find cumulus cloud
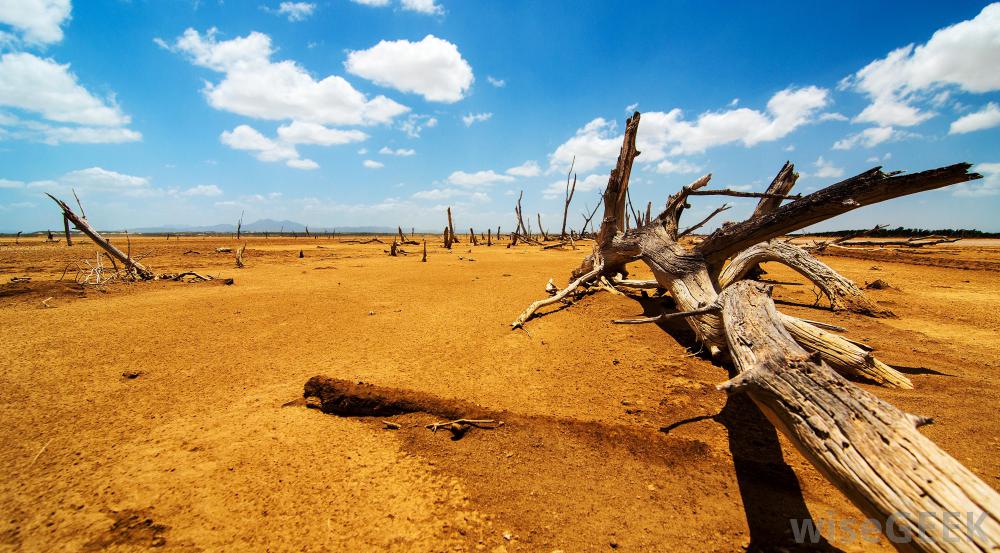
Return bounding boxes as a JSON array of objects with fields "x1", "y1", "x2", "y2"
[
  {"x1": 953, "y1": 162, "x2": 1000, "y2": 197},
  {"x1": 446, "y1": 170, "x2": 514, "y2": 187},
  {"x1": 654, "y1": 159, "x2": 701, "y2": 174},
  {"x1": 363, "y1": 159, "x2": 384, "y2": 169},
  {"x1": 0, "y1": 0, "x2": 71, "y2": 45},
  {"x1": 275, "y1": 2, "x2": 315, "y2": 21},
  {"x1": 842, "y1": 3, "x2": 1000, "y2": 127},
  {"x1": 162, "y1": 28, "x2": 409, "y2": 126},
  {"x1": 949, "y1": 102, "x2": 1000, "y2": 134},
  {"x1": 276, "y1": 121, "x2": 368, "y2": 145},
  {"x1": 379, "y1": 146, "x2": 415, "y2": 156},
  {"x1": 0, "y1": 53, "x2": 129, "y2": 125},
  {"x1": 183, "y1": 184, "x2": 223, "y2": 196},
  {"x1": 832, "y1": 126, "x2": 911, "y2": 150},
  {"x1": 506, "y1": 160, "x2": 541, "y2": 177},
  {"x1": 345, "y1": 35, "x2": 473, "y2": 103},
  {"x1": 0, "y1": 52, "x2": 140, "y2": 144},
  {"x1": 462, "y1": 112, "x2": 492, "y2": 126},
  {"x1": 399, "y1": 113, "x2": 437, "y2": 137},
  {"x1": 412, "y1": 188, "x2": 489, "y2": 203},
  {"x1": 487, "y1": 76, "x2": 505, "y2": 88},
  {"x1": 549, "y1": 87, "x2": 829, "y2": 173},
  {"x1": 812, "y1": 156, "x2": 844, "y2": 179},
  {"x1": 400, "y1": 0, "x2": 443, "y2": 15},
  {"x1": 220, "y1": 124, "x2": 318, "y2": 170}
]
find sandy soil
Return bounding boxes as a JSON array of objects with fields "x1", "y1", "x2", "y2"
[{"x1": 1, "y1": 234, "x2": 997, "y2": 552}]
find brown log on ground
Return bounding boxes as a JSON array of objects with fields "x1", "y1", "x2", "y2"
[
  {"x1": 720, "y1": 239, "x2": 894, "y2": 317},
  {"x1": 719, "y1": 281, "x2": 998, "y2": 552},
  {"x1": 62, "y1": 214, "x2": 72, "y2": 246},
  {"x1": 235, "y1": 243, "x2": 247, "y2": 268},
  {"x1": 512, "y1": 111, "x2": 993, "y2": 551},
  {"x1": 447, "y1": 207, "x2": 459, "y2": 243},
  {"x1": 838, "y1": 236, "x2": 962, "y2": 248},
  {"x1": 389, "y1": 241, "x2": 398, "y2": 256},
  {"x1": 45, "y1": 194, "x2": 153, "y2": 280}
]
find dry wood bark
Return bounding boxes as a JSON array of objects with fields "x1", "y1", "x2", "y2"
[
  {"x1": 62, "y1": 215, "x2": 73, "y2": 246},
  {"x1": 512, "y1": 111, "x2": 995, "y2": 551},
  {"x1": 721, "y1": 239, "x2": 894, "y2": 317},
  {"x1": 447, "y1": 207, "x2": 459, "y2": 244},
  {"x1": 561, "y1": 157, "x2": 577, "y2": 239}
]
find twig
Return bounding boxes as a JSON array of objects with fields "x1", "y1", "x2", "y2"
[
  {"x1": 30, "y1": 438, "x2": 53, "y2": 466},
  {"x1": 679, "y1": 204, "x2": 731, "y2": 238},
  {"x1": 613, "y1": 304, "x2": 720, "y2": 324},
  {"x1": 687, "y1": 189, "x2": 802, "y2": 200}
]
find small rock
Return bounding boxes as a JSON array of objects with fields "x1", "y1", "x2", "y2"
[{"x1": 502, "y1": 531, "x2": 513, "y2": 541}]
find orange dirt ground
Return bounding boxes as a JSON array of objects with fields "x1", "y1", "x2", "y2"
[{"x1": 1, "y1": 234, "x2": 998, "y2": 552}]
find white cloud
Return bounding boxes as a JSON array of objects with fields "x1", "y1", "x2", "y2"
[
  {"x1": 379, "y1": 146, "x2": 415, "y2": 156},
  {"x1": 506, "y1": 160, "x2": 541, "y2": 177},
  {"x1": 36, "y1": 125, "x2": 142, "y2": 145},
  {"x1": 363, "y1": 159, "x2": 384, "y2": 169},
  {"x1": 412, "y1": 188, "x2": 489, "y2": 203},
  {"x1": 357, "y1": 147, "x2": 368, "y2": 155},
  {"x1": 832, "y1": 126, "x2": 908, "y2": 150},
  {"x1": 949, "y1": 102, "x2": 1000, "y2": 134},
  {"x1": 163, "y1": 28, "x2": 409, "y2": 126},
  {"x1": 818, "y1": 112, "x2": 849, "y2": 122},
  {"x1": 462, "y1": 112, "x2": 492, "y2": 126},
  {"x1": 0, "y1": 52, "x2": 133, "y2": 127},
  {"x1": 843, "y1": 3, "x2": 1000, "y2": 127},
  {"x1": 276, "y1": 121, "x2": 368, "y2": 145},
  {"x1": 625, "y1": 102, "x2": 639, "y2": 113},
  {"x1": 183, "y1": 184, "x2": 223, "y2": 196},
  {"x1": 220, "y1": 124, "x2": 321, "y2": 170},
  {"x1": 345, "y1": 35, "x2": 472, "y2": 103},
  {"x1": 32, "y1": 167, "x2": 150, "y2": 195},
  {"x1": 0, "y1": 178, "x2": 25, "y2": 189},
  {"x1": 487, "y1": 76, "x2": 505, "y2": 88},
  {"x1": 0, "y1": 0, "x2": 71, "y2": 45},
  {"x1": 654, "y1": 159, "x2": 701, "y2": 174},
  {"x1": 351, "y1": 0, "x2": 391, "y2": 5},
  {"x1": 399, "y1": 113, "x2": 437, "y2": 137},
  {"x1": 447, "y1": 170, "x2": 514, "y2": 187},
  {"x1": 812, "y1": 156, "x2": 844, "y2": 179},
  {"x1": 549, "y1": 117, "x2": 621, "y2": 173},
  {"x1": 276, "y1": 2, "x2": 315, "y2": 21},
  {"x1": 549, "y1": 86, "x2": 829, "y2": 174},
  {"x1": 953, "y1": 162, "x2": 1000, "y2": 197},
  {"x1": 287, "y1": 158, "x2": 319, "y2": 170},
  {"x1": 400, "y1": 0, "x2": 443, "y2": 15}
]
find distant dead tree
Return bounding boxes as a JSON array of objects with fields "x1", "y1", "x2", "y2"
[
  {"x1": 512, "y1": 111, "x2": 998, "y2": 551},
  {"x1": 469, "y1": 227, "x2": 478, "y2": 246},
  {"x1": 560, "y1": 156, "x2": 577, "y2": 239},
  {"x1": 536, "y1": 213, "x2": 550, "y2": 241},
  {"x1": 447, "y1": 207, "x2": 460, "y2": 244},
  {"x1": 237, "y1": 210, "x2": 244, "y2": 240}
]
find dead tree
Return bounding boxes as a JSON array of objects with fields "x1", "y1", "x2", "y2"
[
  {"x1": 447, "y1": 207, "x2": 459, "y2": 244},
  {"x1": 487, "y1": 229, "x2": 492, "y2": 246},
  {"x1": 45, "y1": 194, "x2": 153, "y2": 280},
  {"x1": 421, "y1": 239, "x2": 427, "y2": 262},
  {"x1": 443, "y1": 226, "x2": 452, "y2": 249},
  {"x1": 469, "y1": 228, "x2": 478, "y2": 246},
  {"x1": 62, "y1": 215, "x2": 73, "y2": 246},
  {"x1": 580, "y1": 195, "x2": 603, "y2": 237},
  {"x1": 561, "y1": 157, "x2": 577, "y2": 239},
  {"x1": 512, "y1": 112, "x2": 998, "y2": 551},
  {"x1": 397, "y1": 226, "x2": 418, "y2": 245},
  {"x1": 235, "y1": 243, "x2": 246, "y2": 268},
  {"x1": 537, "y1": 213, "x2": 550, "y2": 241},
  {"x1": 236, "y1": 211, "x2": 244, "y2": 240}
]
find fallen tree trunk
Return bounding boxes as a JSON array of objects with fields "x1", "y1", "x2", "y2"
[
  {"x1": 719, "y1": 282, "x2": 997, "y2": 552},
  {"x1": 512, "y1": 111, "x2": 995, "y2": 551},
  {"x1": 45, "y1": 194, "x2": 153, "y2": 280}
]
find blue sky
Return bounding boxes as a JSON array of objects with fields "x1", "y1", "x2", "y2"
[{"x1": 1, "y1": 0, "x2": 999, "y2": 232}]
